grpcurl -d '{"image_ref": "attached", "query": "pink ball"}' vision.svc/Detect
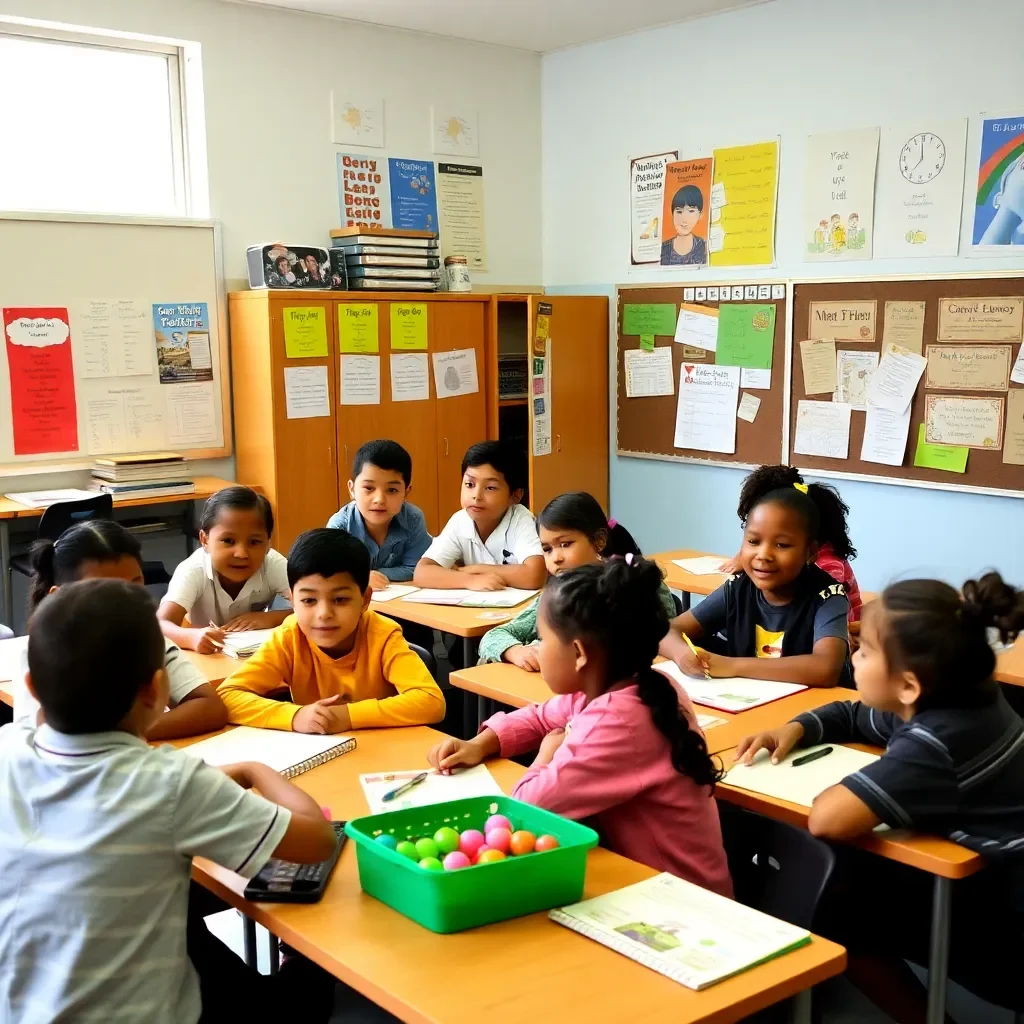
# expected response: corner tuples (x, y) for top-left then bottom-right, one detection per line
(485, 826), (512, 854)
(485, 814), (513, 834)
(459, 829), (486, 858)
(443, 851), (472, 871)
(472, 845), (492, 864)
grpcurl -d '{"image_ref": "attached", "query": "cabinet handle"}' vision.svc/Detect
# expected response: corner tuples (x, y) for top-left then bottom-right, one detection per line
(343, 444), (348, 467)
(444, 437), (449, 456)
(556, 434), (562, 452)
(328, 445), (333, 465)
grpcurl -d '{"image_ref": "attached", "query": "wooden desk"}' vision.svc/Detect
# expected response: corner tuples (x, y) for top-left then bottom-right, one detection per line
(653, 549), (730, 609)
(193, 725), (845, 1024)
(716, 744), (983, 1024)
(0, 475), (239, 627)
(996, 637), (1024, 687)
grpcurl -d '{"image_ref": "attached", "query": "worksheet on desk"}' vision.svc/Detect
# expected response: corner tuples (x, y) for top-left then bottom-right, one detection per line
(656, 662), (807, 713)
(359, 765), (502, 815)
(401, 588), (538, 608)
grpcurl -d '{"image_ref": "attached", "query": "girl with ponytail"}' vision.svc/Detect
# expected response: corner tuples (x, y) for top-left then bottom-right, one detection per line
(428, 556), (732, 895)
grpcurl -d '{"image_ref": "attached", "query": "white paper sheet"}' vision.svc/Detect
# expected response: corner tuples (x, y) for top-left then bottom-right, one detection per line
(1011, 344), (1024, 385)
(671, 556), (729, 576)
(656, 662), (807, 713)
(866, 343), (927, 414)
(283, 366), (330, 419)
(624, 347), (674, 397)
(125, 387), (167, 450)
(861, 403), (911, 466)
(164, 381), (219, 446)
(340, 354), (380, 405)
(834, 350), (879, 411)
(359, 765), (502, 816)
(673, 364), (740, 454)
(5, 489), (99, 509)
(674, 306), (720, 352)
(432, 348), (479, 399)
(532, 413), (552, 457)
(75, 299), (154, 378)
(737, 392), (761, 423)
(792, 400), (852, 459)
(390, 353), (430, 402)
(710, 181), (727, 210)
(370, 585), (419, 603)
(85, 394), (128, 454)
(401, 587), (538, 608)
(740, 368), (771, 390)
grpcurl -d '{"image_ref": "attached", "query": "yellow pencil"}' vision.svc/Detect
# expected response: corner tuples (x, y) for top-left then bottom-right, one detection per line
(681, 632), (711, 680)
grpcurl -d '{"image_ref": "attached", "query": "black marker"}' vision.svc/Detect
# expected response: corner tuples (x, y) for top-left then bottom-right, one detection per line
(792, 746), (833, 767)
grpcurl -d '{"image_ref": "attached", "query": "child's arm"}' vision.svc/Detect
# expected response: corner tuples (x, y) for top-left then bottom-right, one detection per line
(659, 609), (713, 677)
(461, 555), (546, 590)
(478, 601), (541, 670)
(381, 511), (433, 583)
(217, 632), (311, 731)
(147, 683), (227, 741)
(414, 557), (505, 591)
(158, 599), (225, 654)
(704, 636), (848, 687)
(221, 609), (291, 631)
(223, 551), (293, 629)
(343, 632), (446, 728)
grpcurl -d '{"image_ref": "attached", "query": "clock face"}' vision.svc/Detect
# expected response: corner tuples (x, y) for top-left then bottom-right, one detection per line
(900, 133), (946, 184)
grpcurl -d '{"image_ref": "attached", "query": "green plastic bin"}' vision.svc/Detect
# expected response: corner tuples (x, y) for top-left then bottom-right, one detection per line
(345, 795), (598, 933)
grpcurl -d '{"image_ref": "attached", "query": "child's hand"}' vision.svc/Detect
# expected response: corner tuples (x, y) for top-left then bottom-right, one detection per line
(669, 635), (708, 678)
(193, 626), (226, 654)
(368, 570), (390, 592)
(533, 728), (565, 766)
(735, 723), (805, 765)
(717, 555), (741, 574)
(465, 573), (506, 592)
(292, 695), (345, 734)
(702, 652), (732, 678)
(427, 737), (485, 774)
(503, 644), (541, 671)
(222, 612), (274, 631)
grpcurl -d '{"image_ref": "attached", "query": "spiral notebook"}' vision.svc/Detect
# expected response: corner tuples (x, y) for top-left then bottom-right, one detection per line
(183, 727), (356, 779)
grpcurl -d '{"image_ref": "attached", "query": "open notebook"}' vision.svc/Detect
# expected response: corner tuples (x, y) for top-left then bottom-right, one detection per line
(656, 662), (807, 713)
(401, 588), (538, 608)
(551, 872), (810, 990)
(183, 727), (356, 779)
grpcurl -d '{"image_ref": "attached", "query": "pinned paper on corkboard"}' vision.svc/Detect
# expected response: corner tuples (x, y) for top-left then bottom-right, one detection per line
(808, 299), (877, 341)
(1003, 390), (1024, 467)
(924, 394), (1004, 450)
(882, 300), (926, 354)
(924, 345), (1011, 391)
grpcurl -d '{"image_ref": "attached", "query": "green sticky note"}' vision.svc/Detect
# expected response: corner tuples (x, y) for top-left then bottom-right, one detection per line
(283, 306), (328, 358)
(639, 334), (655, 352)
(390, 303), (428, 350)
(913, 423), (968, 473)
(623, 303), (677, 337)
(714, 304), (776, 369)
(338, 303), (379, 353)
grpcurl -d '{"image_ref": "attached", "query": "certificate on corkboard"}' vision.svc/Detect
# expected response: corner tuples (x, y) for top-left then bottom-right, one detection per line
(924, 345), (1011, 391)
(924, 394), (1004, 450)
(936, 297), (1024, 342)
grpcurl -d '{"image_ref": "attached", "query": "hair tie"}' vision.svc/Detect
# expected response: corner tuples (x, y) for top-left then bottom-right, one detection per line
(793, 482), (808, 494)
(624, 552), (635, 566)
(607, 518), (618, 529)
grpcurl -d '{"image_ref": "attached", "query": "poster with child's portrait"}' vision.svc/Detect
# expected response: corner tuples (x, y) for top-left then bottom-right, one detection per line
(660, 158), (712, 267)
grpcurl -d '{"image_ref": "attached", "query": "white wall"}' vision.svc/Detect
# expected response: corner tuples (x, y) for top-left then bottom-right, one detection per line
(542, 0), (1024, 591)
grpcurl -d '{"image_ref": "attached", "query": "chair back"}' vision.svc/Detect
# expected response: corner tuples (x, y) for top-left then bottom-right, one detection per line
(36, 495), (113, 541)
(408, 642), (438, 680)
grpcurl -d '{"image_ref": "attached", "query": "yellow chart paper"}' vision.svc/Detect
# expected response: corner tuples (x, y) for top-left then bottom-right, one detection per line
(709, 141), (778, 268)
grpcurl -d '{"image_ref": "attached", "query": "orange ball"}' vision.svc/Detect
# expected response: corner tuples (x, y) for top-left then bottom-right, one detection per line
(476, 849), (506, 864)
(534, 834), (560, 852)
(509, 830), (536, 856)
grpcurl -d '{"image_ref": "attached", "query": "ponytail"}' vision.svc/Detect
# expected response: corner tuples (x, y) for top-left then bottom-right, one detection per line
(543, 557), (721, 789)
(537, 491), (642, 558)
(28, 539), (57, 611)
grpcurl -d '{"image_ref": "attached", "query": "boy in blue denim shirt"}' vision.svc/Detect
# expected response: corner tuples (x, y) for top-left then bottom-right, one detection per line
(327, 439), (431, 589)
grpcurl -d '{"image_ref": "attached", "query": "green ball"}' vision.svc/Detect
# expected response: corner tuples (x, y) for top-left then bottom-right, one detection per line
(414, 837), (440, 861)
(418, 856), (444, 871)
(374, 833), (398, 850)
(396, 841), (419, 861)
(433, 827), (461, 855)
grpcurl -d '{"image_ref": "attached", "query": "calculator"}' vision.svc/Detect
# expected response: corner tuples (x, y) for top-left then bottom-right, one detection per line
(243, 821), (348, 903)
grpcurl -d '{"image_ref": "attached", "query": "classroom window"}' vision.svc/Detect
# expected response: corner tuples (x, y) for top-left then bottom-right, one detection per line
(0, 21), (208, 217)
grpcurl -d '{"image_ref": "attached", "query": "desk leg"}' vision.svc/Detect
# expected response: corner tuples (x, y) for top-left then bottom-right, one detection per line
(461, 637), (480, 739)
(242, 913), (257, 969)
(268, 932), (280, 975)
(926, 876), (952, 1024)
(787, 989), (812, 1024)
(0, 520), (10, 628)
(182, 500), (196, 558)
(679, 590), (691, 612)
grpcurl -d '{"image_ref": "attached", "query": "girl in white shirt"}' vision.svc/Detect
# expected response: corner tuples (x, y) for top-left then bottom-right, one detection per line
(158, 486), (292, 654)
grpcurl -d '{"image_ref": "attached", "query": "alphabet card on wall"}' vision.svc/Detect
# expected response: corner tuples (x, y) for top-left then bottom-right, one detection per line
(803, 128), (879, 261)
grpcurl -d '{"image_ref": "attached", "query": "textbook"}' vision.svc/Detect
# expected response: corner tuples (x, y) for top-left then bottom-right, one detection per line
(347, 266), (441, 280)
(655, 662), (807, 713)
(335, 244), (441, 259)
(344, 253), (441, 268)
(402, 587), (539, 608)
(330, 227), (438, 247)
(550, 872), (811, 990)
(347, 277), (437, 291)
(184, 727), (356, 779)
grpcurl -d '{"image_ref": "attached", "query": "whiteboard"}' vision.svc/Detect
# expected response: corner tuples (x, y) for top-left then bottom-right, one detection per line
(0, 212), (230, 474)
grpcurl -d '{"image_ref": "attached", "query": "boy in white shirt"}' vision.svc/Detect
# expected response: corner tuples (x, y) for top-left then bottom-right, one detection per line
(414, 441), (545, 593)
(0, 579), (337, 1023)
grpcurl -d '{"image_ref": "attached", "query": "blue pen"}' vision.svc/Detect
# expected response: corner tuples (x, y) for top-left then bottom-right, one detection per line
(382, 772), (429, 802)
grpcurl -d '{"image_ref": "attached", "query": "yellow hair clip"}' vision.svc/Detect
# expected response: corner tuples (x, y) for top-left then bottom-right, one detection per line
(793, 482), (809, 494)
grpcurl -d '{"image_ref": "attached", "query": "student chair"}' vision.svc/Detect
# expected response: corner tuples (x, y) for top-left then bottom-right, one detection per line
(408, 642), (438, 680)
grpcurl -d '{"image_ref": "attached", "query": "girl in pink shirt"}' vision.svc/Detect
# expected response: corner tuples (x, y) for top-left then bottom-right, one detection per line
(427, 556), (732, 896)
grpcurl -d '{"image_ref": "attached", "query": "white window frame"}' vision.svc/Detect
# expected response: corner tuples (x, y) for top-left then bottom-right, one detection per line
(0, 15), (209, 218)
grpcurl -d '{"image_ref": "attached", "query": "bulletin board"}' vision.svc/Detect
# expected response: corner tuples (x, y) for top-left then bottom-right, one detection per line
(616, 282), (789, 466)
(0, 213), (231, 475)
(789, 275), (1024, 496)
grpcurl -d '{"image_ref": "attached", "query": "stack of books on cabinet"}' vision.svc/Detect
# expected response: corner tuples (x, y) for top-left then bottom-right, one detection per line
(329, 227), (440, 291)
(90, 453), (196, 500)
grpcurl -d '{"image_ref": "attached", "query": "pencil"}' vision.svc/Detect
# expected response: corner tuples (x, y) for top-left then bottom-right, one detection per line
(681, 632), (711, 680)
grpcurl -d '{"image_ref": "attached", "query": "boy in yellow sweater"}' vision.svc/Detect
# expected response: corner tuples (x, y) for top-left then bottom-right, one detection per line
(218, 528), (445, 732)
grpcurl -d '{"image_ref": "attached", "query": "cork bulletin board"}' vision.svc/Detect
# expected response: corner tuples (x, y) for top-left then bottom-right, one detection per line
(616, 282), (789, 467)
(789, 275), (1024, 496)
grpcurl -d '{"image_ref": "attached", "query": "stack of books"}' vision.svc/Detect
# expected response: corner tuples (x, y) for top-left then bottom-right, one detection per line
(329, 227), (440, 291)
(90, 453), (196, 500)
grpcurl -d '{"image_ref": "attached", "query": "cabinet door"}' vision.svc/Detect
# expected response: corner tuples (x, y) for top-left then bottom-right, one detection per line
(432, 300), (489, 525)
(269, 299), (339, 550)
(528, 295), (610, 513)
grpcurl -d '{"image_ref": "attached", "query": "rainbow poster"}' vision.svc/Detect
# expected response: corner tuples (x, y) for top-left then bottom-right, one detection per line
(973, 115), (1024, 249)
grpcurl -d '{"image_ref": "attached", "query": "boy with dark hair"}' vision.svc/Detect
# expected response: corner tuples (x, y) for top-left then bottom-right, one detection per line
(218, 528), (445, 733)
(414, 440), (545, 592)
(327, 439), (431, 590)
(0, 579), (337, 1022)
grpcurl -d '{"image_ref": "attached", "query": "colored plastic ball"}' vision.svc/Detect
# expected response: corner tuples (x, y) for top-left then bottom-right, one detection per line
(534, 834), (560, 852)
(374, 834), (398, 850)
(396, 841), (419, 861)
(443, 851), (472, 871)
(485, 826), (512, 854)
(510, 830), (536, 856)
(476, 849), (506, 864)
(459, 829), (487, 858)
(414, 837), (440, 861)
(418, 857), (444, 871)
(485, 814), (513, 834)
(433, 827), (461, 855)
(472, 845), (492, 863)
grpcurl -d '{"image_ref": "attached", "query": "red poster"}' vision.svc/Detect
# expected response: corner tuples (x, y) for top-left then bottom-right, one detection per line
(4, 307), (79, 455)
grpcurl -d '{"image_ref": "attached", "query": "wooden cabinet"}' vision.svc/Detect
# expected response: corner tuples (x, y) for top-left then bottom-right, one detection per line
(228, 290), (609, 553)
